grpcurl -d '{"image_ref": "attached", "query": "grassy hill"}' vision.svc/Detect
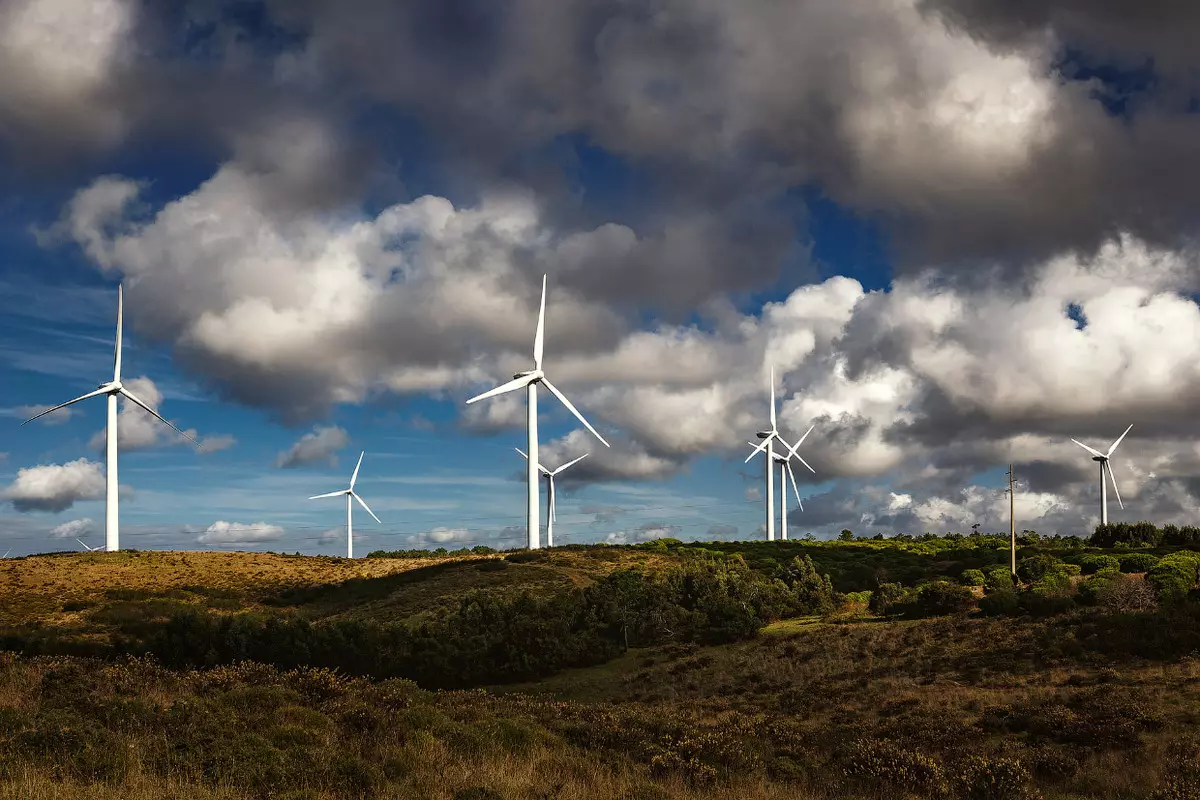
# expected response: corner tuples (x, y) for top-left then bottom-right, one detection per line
(1, 534), (1198, 799)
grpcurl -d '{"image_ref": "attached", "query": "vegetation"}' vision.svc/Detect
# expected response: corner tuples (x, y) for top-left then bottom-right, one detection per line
(4, 526), (1200, 797)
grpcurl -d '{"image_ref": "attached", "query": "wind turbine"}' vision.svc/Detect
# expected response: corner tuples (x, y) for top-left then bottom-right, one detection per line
(1, 550), (10, 559)
(465, 274), (610, 550)
(748, 425), (817, 541)
(516, 448), (588, 548)
(1071, 424), (1132, 526)
(308, 451), (380, 559)
(745, 368), (788, 541)
(76, 539), (104, 552)
(22, 285), (199, 552)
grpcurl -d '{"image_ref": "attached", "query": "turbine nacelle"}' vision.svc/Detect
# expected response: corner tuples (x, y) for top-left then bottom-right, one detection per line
(513, 369), (543, 381)
(1092, 456), (1106, 463)
(756, 431), (771, 439)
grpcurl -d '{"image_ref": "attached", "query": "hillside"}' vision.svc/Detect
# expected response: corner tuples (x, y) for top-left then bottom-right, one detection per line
(0, 533), (1198, 799)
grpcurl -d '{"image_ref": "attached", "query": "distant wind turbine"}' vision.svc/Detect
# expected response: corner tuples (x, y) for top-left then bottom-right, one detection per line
(466, 274), (610, 550)
(308, 451), (380, 559)
(748, 425), (816, 541)
(745, 368), (788, 541)
(516, 448), (588, 548)
(1071, 424), (1133, 526)
(76, 538), (104, 552)
(22, 285), (200, 552)
(1, 550), (10, 559)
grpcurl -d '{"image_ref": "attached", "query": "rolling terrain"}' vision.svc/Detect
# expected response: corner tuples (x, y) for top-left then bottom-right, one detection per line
(0, 533), (1197, 799)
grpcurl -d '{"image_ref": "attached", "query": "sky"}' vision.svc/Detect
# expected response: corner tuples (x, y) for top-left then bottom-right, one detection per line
(4, 0), (1200, 556)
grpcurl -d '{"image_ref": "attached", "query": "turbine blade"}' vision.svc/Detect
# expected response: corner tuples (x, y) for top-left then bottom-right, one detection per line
(1106, 424), (1134, 458)
(787, 462), (803, 507)
(790, 424), (815, 455)
(745, 434), (774, 463)
(533, 274), (547, 370)
(1106, 461), (1124, 510)
(541, 378), (610, 447)
(114, 284), (123, 382)
(1071, 439), (1105, 459)
(76, 539), (88, 550)
(465, 373), (535, 405)
(552, 452), (589, 475)
(350, 451), (364, 489)
(22, 386), (110, 424)
(352, 491), (382, 524)
(1, 550), (9, 559)
(308, 490), (347, 500)
(769, 367), (777, 430)
(119, 388), (200, 448)
(515, 448), (551, 474)
(795, 453), (817, 474)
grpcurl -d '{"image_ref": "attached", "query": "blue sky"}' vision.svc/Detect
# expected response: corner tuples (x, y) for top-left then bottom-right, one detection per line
(2, 0), (1200, 555)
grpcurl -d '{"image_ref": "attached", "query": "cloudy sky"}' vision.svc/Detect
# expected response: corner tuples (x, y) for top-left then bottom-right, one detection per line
(4, 0), (1200, 556)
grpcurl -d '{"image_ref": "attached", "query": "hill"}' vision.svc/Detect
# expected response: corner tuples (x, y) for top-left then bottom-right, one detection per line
(0, 534), (1198, 799)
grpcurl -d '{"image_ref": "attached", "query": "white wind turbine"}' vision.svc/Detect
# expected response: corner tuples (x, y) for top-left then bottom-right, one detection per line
(1071, 424), (1133, 526)
(1, 550), (10, 559)
(747, 425), (816, 541)
(22, 285), (200, 553)
(465, 274), (610, 550)
(745, 368), (788, 541)
(516, 448), (588, 548)
(308, 451), (381, 559)
(77, 538), (104, 552)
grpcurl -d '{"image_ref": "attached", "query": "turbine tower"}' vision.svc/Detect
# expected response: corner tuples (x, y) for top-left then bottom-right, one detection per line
(516, 449), (589, 547)
(22, 285), (199, 552)
(745, 368), (786, 541)
(308, 451), (381, 558)
(1071, 424), (1132, 526)
(466, 274), (610, 550)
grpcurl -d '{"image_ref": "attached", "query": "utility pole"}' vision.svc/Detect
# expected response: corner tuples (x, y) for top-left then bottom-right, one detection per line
(1006, 464), (1016, 576)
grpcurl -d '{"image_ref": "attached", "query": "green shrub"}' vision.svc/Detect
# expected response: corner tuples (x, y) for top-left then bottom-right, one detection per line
(1079, 554), (1121, 574)
(978, 590), (1019, 617)
(868, 583), (910, 616)
(960, 569), (986, 587)
(1017, 555), (1063, 583)
(984, 566), (1016, 593)
(1119, 553), (1160, 573)
(1148, 552), (1200, 604)
(914, 582), (976, 617)
(506, 550), (548, 564)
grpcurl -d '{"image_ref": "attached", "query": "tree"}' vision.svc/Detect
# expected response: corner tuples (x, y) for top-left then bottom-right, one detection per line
(839, 529), (854, 541)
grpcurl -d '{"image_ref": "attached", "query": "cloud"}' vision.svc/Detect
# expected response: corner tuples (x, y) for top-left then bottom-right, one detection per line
(49, 517), (96, 539)
(403, 526), (477, 549)
(706, 523), (738, 538)
(260, 0), (1200, 267)
(275, 425), (350, 468)
(606, 522), (681, 545)
(581, 504), (624, 525)
(196, 521), (285, 547)
(2, 458), (105, 512)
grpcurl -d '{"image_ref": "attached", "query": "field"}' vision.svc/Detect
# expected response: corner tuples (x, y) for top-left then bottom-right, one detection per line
(0, 530), (1198, 799)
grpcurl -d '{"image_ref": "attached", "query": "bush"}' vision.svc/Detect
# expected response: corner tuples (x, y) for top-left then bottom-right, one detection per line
(978, 590), (1019, 617)
(960, 569), (986, 587)
(1119, 553), (1160, 573)
(1147, 552), (1200, 604)
(1017, 555), (1063, 583)
(984, 567), (1016, 593)
(1079, 554), (1121, 575)
(842, 738), (949, 796)
(913, 582), (976, 617)
(952, 755), (1041, 800)
(868, 583), (910, 616)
